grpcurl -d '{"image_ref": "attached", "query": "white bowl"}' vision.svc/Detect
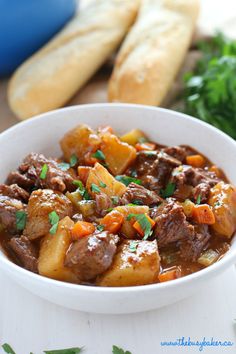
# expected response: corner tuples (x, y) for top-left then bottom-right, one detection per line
(0, 103), (236, 314)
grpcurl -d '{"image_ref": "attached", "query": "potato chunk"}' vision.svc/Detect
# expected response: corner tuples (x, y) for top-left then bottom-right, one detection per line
(60, 124), (95, 162)
(208, 182), (236, 238)
(100, 133), (136, 175)
(86, 162), (126, 198)
(115, 205), (149, 239)
(97, 240), (160, 287)
(120, 129), (147, 146)
(38, 217), (78, 283)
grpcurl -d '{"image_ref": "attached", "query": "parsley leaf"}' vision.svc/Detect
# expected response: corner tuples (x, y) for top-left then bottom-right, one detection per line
(70, 154), (78, 167)
(16, 210), (27, 231)
(44, 348), (83, 354)
(99, 181), (107, 188)
(111, 196), (119, 205)
(2, 344), (16, 354)
(127, 213), (153, 240)
(91, 183), (100, 193)
(58, 162), (70, 171)
(129, 241), (139, 253)
(115, 175), (142, 186)
(160, 183), (176, 198)
(112, 345), (132, 354)
(93, 150), (105, 161)
(97, 224), (105, 232)
(196, 194), (201, 205)
(40, 164), (48, 179)
(49, 211), (60, 235)
(73, 180), (91, 200)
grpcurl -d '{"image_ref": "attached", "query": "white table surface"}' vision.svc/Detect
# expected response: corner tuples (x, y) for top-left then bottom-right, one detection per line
(1, 1), (236, 353)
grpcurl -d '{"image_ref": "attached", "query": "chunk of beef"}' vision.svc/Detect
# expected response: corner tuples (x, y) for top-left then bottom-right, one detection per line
(171, 165), (220, 202)
(162, 146), (187, 162)
(0, 195), (25, 235)
(179, 224), (211, 261)
(23, 189), (73, 240)
(65, 231), (119, 281)
(95, 193), (113, 217)
(153, 199), (194, 248)
(8, 236), (38, 273)
(121, 182), (162, 206)
(7, 153), (75, 192)
(0, 184), (29, 203)
(135, 151), (181, 192)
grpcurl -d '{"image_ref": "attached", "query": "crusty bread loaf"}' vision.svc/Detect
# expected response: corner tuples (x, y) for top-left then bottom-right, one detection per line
(108, 0), (200, 105)
(8, 0), (140, 120)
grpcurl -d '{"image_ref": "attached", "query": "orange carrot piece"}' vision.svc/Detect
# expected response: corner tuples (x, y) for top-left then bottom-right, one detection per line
(135, 142), (156, 152)
(192, 204), (215, 225)
(186, 154), (205, 168)
(84, 152), (99, 166)
(158, 266), (182, 282)
(133, 214), (155, 237)
(100, 210), (124, 234)
(78, 166), (92, 185)
(209, 165), (221, 178)
(71, 221), (95, 240)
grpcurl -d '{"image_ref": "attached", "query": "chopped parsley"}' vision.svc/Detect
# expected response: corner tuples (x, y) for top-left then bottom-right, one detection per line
(138, 136), (148, 143)
(131, 199), (143, 205)
(2, 343), (16, 354)
(16, 210), (27, 231)
(73, 180), (91, 200)
(130, 169), (138, 178)
(73, 180), (84, 189)
(196, 194), (201, 205)
(111, 196), (119, 205)
(127, 213), (153, 240)
(97, 224), (105, 232)
(91, 183), (101, 193)
(99, 181), (107, 188)
(70, 154), (78, 167)
(93, 149), (105, 161)
(129, 241), (139, 253)
(58, 162), (70, 171)
(40, 163), (48, 179)
(44, 348), (83, 354)
(160, 182), (176, 198)
(112, 345), (132, 354)
(49, 211), (60, 235)
(115, 175), (142, 186)
(143, 151), (157, 156)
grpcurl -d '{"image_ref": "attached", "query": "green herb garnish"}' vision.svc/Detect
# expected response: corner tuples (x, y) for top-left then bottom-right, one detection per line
(73, 180), (91, 200)
(129, 241), (139, 253)
(97, 224), (105, 232)
(131, 199), (143, 205)
(99, 181), (107, 188)
(91, 183), (100, 193)
(143, 151), (157, 156)
(130, 169), (138, 178)
(115, 175), (142, 187)
(44, 348), (83, 354)
(160, 183), (176, 198)
(183, 32), (236, 139)
(2, 344), (16, 354)
(127, 213), (153, 240)
(112, 345), (132, 354)
(49, 211), (60, 235)
(196, 194), (201, 205)
(70, 154), (78, 167)
(58, 162), (70, 171)
(111, 196), (119, 205)
(40, 164), (48, 179)
(73, 180), (84, 189)
(93, 150), (105, 161)
(16, 210), (27, 231)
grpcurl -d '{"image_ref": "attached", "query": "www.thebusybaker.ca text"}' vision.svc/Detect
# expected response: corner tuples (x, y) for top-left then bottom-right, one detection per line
(160, 336), (234, 351)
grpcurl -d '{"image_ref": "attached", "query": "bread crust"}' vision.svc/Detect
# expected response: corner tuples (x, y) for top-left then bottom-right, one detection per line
(8, 0), (140, 120)
(108, 0), (200, 105)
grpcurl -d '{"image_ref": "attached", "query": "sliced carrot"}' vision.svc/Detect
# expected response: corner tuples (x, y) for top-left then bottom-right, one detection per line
(71, 221), (95, 240)
(78, 166), (92, 185)
(186, 154), (205, 168)
(84, 152), (99, 166)
(158, 266), (182, 282)
(100, 210), (124, 234)
(192, 204), (215, 225)
(133, 214), (155, 237)
(209, 165), (221, 178)
(135, 142), (156, 152)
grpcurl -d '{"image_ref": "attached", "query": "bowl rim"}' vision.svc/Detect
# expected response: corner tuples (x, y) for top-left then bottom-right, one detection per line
(1, 103), (236, 294)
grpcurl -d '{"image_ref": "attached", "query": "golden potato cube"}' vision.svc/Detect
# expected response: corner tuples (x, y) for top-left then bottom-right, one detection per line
(120, 129), (147, 146)
(100, 133), (136, 175)
(38, 217), (78, 283)
(115, 205), (149, 239)
(209, 182), (236, 238)
(97, 240), (160, 287)
(86, 162), (126, 198)
(60, 124), (94, 162)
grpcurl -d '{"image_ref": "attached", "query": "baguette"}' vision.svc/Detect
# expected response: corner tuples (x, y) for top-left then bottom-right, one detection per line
(8, 0), (140, 120)
(108, 0), (200, 105)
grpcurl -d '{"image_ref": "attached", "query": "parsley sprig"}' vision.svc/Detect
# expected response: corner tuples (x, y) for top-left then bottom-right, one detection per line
(160, 183), (176, 198)
(115, 175), (142, 187)
(127, 213), (153, 240)
(15, 210), (27, 231)
(49, 211), (60, 235)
